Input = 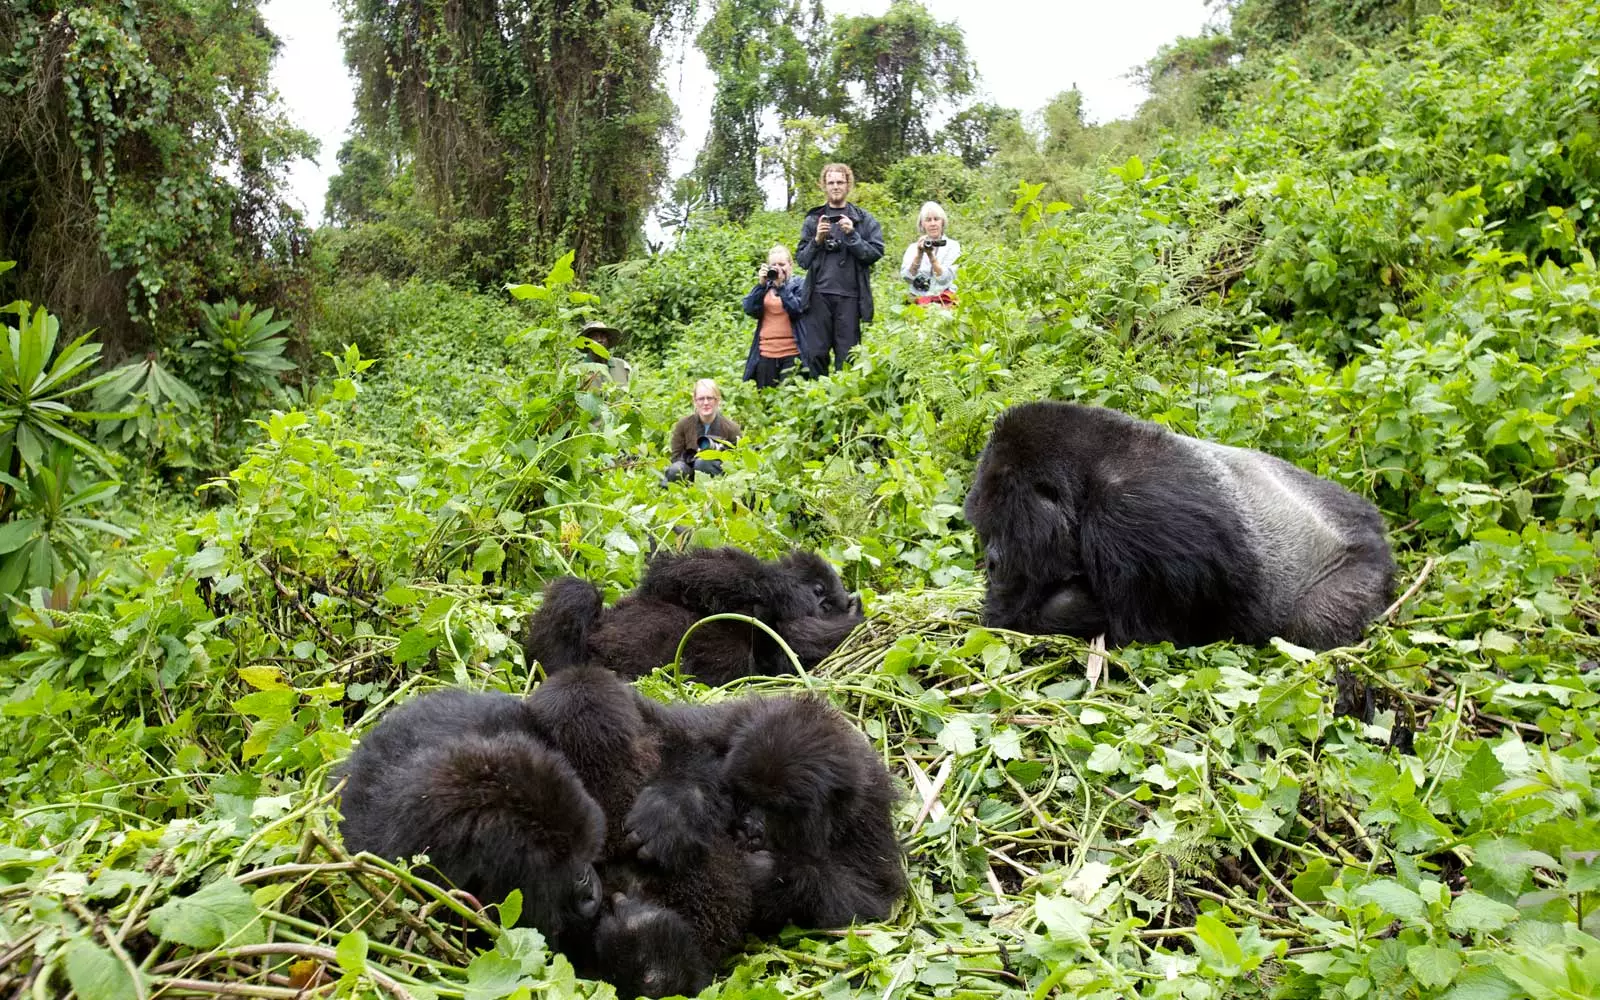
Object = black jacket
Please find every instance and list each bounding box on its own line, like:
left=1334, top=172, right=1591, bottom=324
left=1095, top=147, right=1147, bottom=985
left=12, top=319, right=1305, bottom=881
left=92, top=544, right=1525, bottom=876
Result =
left=796, top=202, right=885, bottom=322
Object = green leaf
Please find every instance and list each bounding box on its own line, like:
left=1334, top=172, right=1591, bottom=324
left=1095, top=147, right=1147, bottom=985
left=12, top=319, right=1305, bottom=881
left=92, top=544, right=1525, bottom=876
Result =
left=1354, top=879, right=1428, bottom=924
left=505, top=283, right=550, bottom=301
left=464, top=950, right=529, bottom=1000
left=1034, top=894, right=1091, bottom=946
left=499, top=889, right=523, bottom=929
left=1194, top=913, right=1245, bottom=974
left=393, top=626, right=441, bottom=665
left=335, top=929, right=369, bottom=974
left=63, top=939, right=141, bottom=1000
left=1446, top=892, right=1520, bottom=935
left=1407, top=944, right=1462, bottom=989
left=1086, top=743, right=1122, bottom=774
left=148, top=878, right=265, bottom=949
left=545, top=250, right=577, bottom=287
left=936, top=716, right=976, bottom=756
left=0, top=518, right=38, bottom=555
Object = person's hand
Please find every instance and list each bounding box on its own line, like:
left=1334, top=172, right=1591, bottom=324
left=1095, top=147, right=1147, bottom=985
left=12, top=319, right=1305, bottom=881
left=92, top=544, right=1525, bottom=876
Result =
left=815, top=217, right=832, bottom=239
left=836, top=215, right=855, bottom=236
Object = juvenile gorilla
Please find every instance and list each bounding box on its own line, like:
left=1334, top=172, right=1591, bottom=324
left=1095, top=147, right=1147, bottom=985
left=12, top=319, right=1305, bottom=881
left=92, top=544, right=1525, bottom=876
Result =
left=524, top=669, right=770, bottom=997
left=623, top=693, right=906, bottom=934
left=337, top=689, right=604, bottom=946
left=965, top=402, right=1395, bottom=649
left=523, top=547, right=863, bottom=684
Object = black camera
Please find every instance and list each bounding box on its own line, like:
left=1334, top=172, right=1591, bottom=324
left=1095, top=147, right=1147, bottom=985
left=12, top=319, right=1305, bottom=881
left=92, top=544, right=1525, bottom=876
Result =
left=921, top=238, right=946, bottom=250
left=821, top=213, right=845, bottom=252
left=765, top=266, right=780, bottom=282
left=911, top=274, right=932, bottom=292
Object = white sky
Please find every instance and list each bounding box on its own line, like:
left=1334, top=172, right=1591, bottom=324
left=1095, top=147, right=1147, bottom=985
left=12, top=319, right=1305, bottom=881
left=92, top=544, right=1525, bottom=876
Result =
left=261, top=0, right=1220, bottom=222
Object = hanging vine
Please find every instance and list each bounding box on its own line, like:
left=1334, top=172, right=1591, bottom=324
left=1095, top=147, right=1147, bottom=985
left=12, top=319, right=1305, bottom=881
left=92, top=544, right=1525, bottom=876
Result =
left=0, top=1, right=315, bottom=351
left=339, top=0, right=696, bottom=276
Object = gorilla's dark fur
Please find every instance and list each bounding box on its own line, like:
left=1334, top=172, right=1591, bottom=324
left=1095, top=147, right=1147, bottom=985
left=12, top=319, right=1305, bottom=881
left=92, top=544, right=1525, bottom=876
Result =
left=521, top=669, right=769, bottom=995
left=965, top=402, right=1396, bottom=648
left=339, top=674, right=905, bottom=997
left=522, top=547, right=863, bottom=684
left=718, top=695, right=906, bottom=931
left=337, top=689, right=604, bottom=944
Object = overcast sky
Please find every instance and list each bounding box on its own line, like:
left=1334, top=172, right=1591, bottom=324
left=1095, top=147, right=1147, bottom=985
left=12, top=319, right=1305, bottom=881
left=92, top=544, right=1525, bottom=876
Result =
left=261, top=0, right=1220, bottom=221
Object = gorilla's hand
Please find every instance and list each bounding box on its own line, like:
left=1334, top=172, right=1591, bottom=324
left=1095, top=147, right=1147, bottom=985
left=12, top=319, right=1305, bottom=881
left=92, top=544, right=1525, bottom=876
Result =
left=623, top=781, right=720, bottom=871
left=734, top=809, right=766, bottom=851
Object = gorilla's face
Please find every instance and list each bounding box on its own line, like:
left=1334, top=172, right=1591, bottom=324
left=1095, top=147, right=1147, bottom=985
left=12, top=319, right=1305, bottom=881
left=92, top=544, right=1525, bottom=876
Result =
left=781, top=552, right=861, bottom=618
left=594, top=893, right=711, bottom=999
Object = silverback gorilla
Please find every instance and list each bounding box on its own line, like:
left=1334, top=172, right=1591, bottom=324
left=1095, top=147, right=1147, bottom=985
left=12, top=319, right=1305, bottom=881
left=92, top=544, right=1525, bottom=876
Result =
left=965, top=402, right=1395, bottom=648
left=523, top=547, right=863, bottom=684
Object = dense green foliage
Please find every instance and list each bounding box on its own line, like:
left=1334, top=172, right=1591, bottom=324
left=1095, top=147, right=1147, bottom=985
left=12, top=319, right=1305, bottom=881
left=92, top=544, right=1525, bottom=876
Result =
left=0, top=0, right=314, bottom=351
left=2, top=1, right=1600, bottom=999
left=336, top=0, right=691, bottom=278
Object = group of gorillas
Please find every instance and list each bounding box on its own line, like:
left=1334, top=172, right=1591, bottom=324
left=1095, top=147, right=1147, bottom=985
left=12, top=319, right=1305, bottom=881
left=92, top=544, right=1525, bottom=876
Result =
left=340, top=668, right=903, bottom=997
left=336, top=402, right=1397, bottom=998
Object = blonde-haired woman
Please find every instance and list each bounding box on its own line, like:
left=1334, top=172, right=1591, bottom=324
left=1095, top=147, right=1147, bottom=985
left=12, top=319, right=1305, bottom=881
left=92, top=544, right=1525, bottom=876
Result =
left=663, top=379, right=742, bottom=484
left=900, top=201, right=960, bottom=306
left=742, top=244, right=815, bottom=388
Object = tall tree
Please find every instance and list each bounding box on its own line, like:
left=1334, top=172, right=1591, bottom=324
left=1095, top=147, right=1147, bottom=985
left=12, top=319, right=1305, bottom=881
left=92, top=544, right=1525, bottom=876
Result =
left=828, top=0, right=974, bottom=180
left=696, top=0, right=831, bottom=220
left=0, top=0, right=314, bottom=351
left=339, top=0, right=690, bottom=276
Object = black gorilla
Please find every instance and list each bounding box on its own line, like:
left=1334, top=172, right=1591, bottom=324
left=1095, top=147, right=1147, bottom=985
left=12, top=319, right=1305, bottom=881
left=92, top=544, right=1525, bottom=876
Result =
left=964, top=402, right=1396, bottom=648
left=337, top=689, right=604, bottom=945
left=523, top=669, right=768, bottom=996
left=522, top=547, right=863, bottom=684
left=340, top=676, right=904, bottom=998
left=717, top=695, right=906, bottom=931
left=619, top=693, right=905, bottom=934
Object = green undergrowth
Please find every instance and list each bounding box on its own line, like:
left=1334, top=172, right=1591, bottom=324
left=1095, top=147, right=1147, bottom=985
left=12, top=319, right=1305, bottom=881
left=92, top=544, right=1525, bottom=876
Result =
left=2, top=1, right=1600, bottom=998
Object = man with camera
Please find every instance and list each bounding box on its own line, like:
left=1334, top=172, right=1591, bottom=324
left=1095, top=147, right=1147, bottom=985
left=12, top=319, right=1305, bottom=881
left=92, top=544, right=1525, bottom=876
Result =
left=742, top=245, right=813, bottom=389
left=796, top=163, right=884, bottom=373
left=900, top=200, right=959, bottom=307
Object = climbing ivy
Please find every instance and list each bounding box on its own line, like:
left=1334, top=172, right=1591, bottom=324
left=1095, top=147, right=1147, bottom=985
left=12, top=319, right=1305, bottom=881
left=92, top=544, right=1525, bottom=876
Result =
left=338, top=0, right=694, bottom=276
left=0, top=1, right=315, bottom=350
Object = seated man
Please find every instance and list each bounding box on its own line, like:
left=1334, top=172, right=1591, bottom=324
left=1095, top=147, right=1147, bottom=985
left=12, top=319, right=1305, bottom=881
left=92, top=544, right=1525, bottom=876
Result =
left=663, top=379, right=742, bottom=483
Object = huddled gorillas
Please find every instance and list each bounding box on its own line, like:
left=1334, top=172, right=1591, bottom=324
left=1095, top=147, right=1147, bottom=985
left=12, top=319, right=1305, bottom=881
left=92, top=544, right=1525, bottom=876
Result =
left=964, top=402, right=1396, bottom=649
left=337, top=670, right=904, bottom=997
left=523, top=546, right=864, bottom=684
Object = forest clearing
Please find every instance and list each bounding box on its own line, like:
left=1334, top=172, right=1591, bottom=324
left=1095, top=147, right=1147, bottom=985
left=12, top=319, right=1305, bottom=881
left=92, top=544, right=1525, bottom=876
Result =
left=1, top=1, right=1597, bottom=998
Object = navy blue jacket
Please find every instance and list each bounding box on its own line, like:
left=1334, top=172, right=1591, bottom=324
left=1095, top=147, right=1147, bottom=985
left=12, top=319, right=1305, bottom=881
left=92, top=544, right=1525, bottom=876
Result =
left=742, top=276, right=818, bottom=380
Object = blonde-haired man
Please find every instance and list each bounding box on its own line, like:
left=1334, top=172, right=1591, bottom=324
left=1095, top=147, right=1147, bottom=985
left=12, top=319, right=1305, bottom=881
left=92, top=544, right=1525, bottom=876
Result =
left=663, top=379, right=742, bottom=483
left=796, top=162, right=883, bottom=373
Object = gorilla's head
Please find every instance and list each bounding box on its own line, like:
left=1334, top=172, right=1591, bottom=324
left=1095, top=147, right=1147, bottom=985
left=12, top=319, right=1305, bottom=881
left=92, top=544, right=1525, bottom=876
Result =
left=776, top=551, right=861, bottom=618
left=422, top=732, right=607, bottom=935
left=964, top=402, right=1095, bottom=586
left=593, top=892, right=713, bottom=999
left=722, top=695, right=866, bottom=855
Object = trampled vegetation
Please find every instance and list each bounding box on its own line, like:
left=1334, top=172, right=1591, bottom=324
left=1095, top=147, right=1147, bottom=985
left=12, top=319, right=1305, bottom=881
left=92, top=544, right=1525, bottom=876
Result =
left=1, top=1, right=1598, bottom=998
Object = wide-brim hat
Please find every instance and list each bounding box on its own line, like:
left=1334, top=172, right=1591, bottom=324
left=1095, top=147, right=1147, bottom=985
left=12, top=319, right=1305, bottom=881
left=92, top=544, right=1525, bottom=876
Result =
left=581, top=320, right=622, bottom=343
